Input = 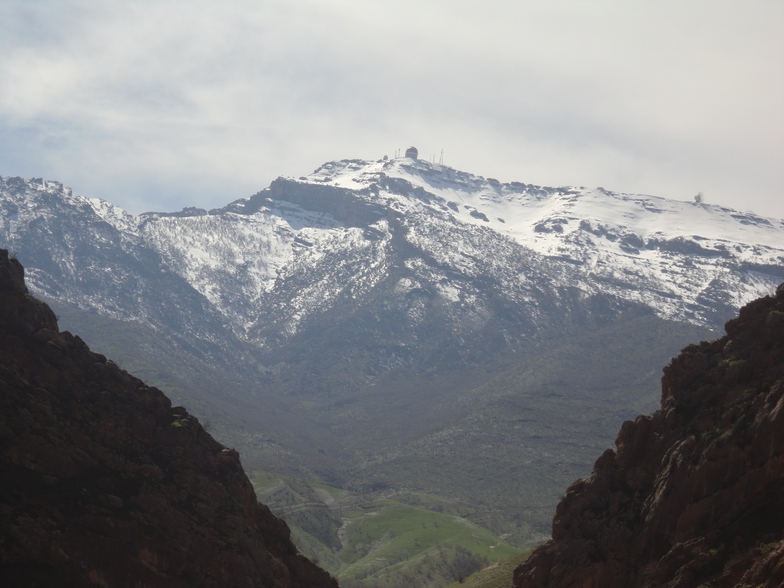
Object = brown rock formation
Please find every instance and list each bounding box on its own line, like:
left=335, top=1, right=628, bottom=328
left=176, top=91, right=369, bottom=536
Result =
left=0, top=249, right=338, bottom=587
left=514, top=285, right=784, bottom=588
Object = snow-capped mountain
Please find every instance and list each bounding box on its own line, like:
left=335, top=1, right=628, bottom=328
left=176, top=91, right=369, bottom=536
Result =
left=2, top=156, right=782, bottom=541
left=2, top=158, right=782, bottom=378
left=285, top=158, right=782, bottom=326
left=136, top=156, right=782, bottom=346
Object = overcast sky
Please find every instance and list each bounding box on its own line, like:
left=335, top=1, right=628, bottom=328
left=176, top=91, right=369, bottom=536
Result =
left=1, top=1, right=782, bottom=219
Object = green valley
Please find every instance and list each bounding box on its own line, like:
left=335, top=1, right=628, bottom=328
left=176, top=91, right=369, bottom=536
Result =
left=250, top=472, right=522, bottom=587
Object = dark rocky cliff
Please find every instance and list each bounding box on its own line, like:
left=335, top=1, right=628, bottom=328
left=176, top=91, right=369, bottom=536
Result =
left=514, top=285, right=784, bottom=587
left=0, top=249, right=338, bottom=587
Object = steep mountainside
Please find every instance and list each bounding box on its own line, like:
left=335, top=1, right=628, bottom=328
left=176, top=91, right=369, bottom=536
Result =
left=514, top=285, right=784, bottom=587
left=0, top=249, right=337, bottom=588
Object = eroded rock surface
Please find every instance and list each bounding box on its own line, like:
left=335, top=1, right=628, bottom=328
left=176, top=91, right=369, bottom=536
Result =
left=514, top=284, right=784, bottom=587
left=0, top=249, right=337, bottom=587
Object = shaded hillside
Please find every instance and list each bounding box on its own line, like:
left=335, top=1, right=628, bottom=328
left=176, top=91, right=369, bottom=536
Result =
left=0, top=249, right=337, bottom=588
left=43, top=296, right=347, bottom=482
left=514, top=284, right=784, bottom=587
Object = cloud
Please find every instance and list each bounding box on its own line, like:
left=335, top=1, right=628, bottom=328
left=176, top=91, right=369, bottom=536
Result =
left=0, top=0, right=782, bottom=217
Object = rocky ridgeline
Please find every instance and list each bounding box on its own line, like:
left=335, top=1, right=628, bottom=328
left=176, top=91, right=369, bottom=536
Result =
left=0, top=249, right=337, bottom=587
left=514, top=285, right=784, bottom=587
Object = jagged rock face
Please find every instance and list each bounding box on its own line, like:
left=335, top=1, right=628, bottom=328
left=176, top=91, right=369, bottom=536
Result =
left=513, top=286, right=784, bottom=587
left=0, top=249, right=337, bottom=588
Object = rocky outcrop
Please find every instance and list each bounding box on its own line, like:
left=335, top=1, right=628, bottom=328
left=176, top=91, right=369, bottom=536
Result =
left=514, top=284, right=784, bottom=587
left=257, top=178, right=387, bottom=227
left=0, top=248, right=338, bottom=587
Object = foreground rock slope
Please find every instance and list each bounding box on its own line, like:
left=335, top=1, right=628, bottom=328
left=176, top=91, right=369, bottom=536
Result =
left=0, top=248, right=337, bottom=587
left=514, top=285, right=784, bottom=587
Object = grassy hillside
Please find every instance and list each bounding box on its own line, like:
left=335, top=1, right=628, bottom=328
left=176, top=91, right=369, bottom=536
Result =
left=250, top=472, right=524, bottom=588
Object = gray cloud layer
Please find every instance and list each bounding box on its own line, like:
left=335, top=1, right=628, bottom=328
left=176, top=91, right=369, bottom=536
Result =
left=1, top=0, right=782, bottom=217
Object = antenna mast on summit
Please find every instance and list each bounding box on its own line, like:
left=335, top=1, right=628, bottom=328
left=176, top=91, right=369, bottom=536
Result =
left=439, top=149, right=444, bottom=165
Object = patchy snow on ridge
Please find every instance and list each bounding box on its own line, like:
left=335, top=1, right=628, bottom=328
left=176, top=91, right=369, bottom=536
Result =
left=88, top=197, right=141, bottom=237
left=294, top=157, right=784, bottom=325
